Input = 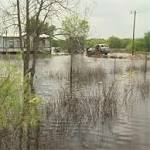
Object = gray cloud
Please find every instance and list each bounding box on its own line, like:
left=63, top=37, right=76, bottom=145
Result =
left=0, top=0, right=150, bottom=38
left=80, top=0, right=150, bottom=38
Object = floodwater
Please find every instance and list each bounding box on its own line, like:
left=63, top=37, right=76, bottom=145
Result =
left=0, top=54, right=150, bottom=150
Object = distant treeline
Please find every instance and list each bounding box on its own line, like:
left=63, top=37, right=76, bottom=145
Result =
left=51, top=36, right=148, bottom=52
left=86, top=36, right=147, bottom=51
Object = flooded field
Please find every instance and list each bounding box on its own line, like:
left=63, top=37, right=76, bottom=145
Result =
left=0, top=54, right=150, bottom=150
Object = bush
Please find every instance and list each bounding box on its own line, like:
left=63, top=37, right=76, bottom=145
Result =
left=0, top=63, right=41, bottom=128
left=0, top=64, right=22, bottom=128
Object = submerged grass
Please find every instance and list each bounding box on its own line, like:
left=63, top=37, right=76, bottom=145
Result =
left=1, top=55, right=149, bottom=149
left=137, top=80, right=150, bottom=100
left=44, top=79, right=133, bottom=132
left=126, top=63, right=150, bottom=72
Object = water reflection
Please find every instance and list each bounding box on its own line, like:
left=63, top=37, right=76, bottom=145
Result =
left=0, top=55, right=150, bottom=150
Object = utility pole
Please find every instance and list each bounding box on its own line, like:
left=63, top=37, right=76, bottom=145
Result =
left=132, top=10, right=136, bottom=55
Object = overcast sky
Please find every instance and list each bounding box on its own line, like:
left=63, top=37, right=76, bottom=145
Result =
left=0, top=0, right=150, bottom=38
left=77, top=0, right=150, bottom=38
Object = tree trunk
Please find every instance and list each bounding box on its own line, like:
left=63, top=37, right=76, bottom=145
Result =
left=17, top=0, right=23, bottom=52
left=17, top=0, right=31, bottom=149
left=30, top=35, right=39, bottom=93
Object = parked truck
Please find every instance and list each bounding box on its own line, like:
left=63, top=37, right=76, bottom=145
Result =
left=95, top=44, right=110, bottom=55
left=87, top=43, right=110, bottom=56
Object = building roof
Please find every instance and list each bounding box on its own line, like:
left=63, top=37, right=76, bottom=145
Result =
left=0, top=33, right=50, bottom=38
left=39, top=34, right=49, bottom=38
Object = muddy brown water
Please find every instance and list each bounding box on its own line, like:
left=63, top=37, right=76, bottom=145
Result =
left=0, top=54, right=150, bottom=150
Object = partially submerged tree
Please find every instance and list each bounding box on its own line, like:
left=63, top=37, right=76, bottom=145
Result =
left=1, top=0, right=75, bottom=102
left=62, top=14, right=89, bottom=53
left=12, top=0, right=72, bottom=149
left=25, top=17, right=56, bottom=91
left=13, top=0, right=70, bottom=92
left=62, top=15, right=89, bottom=97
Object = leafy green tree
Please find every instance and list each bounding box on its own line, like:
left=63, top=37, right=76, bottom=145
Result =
left=52, top=39, right=67, bottom=51
left=126, top=38, right=145, bottom=51
left=144, top=32, right=150, bottom=52
left=108, top=36, right=122, bottom=48
left=121, top=39, right=131, bottom=48
left=136, top=39, right=145, bottom=51
left=86, top=38, right=107, bottom=48
left=62, top=15, right=89, bottom=53
left=86, top=38, right=130, bottom=49
left=28, top=17, right=56, bottom=37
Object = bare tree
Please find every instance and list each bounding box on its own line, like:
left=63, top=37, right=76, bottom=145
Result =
left=27, top=0, right=70, bottom=92
left=2, top=0, right=75, bottom=92
left=15, top=0, right=71, bottom=149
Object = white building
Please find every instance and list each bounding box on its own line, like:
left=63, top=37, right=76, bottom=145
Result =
left=0, top=35, right=21, bottom=52
left=0, top=34, right=51, bottom=52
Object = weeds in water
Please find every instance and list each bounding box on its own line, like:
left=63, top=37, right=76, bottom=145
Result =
left=110, top=66, right=122, bottom=75
left=44, top=79, right=133, bottom=133
left=126, top=65, right=140, bottom=72
left=101, top=82, right=118, bottom=119
left=137, top=80, right=150, bottom=100
left=1, top=55, right=148, bottom=150
left=126, top=63, right=150, bottom=72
